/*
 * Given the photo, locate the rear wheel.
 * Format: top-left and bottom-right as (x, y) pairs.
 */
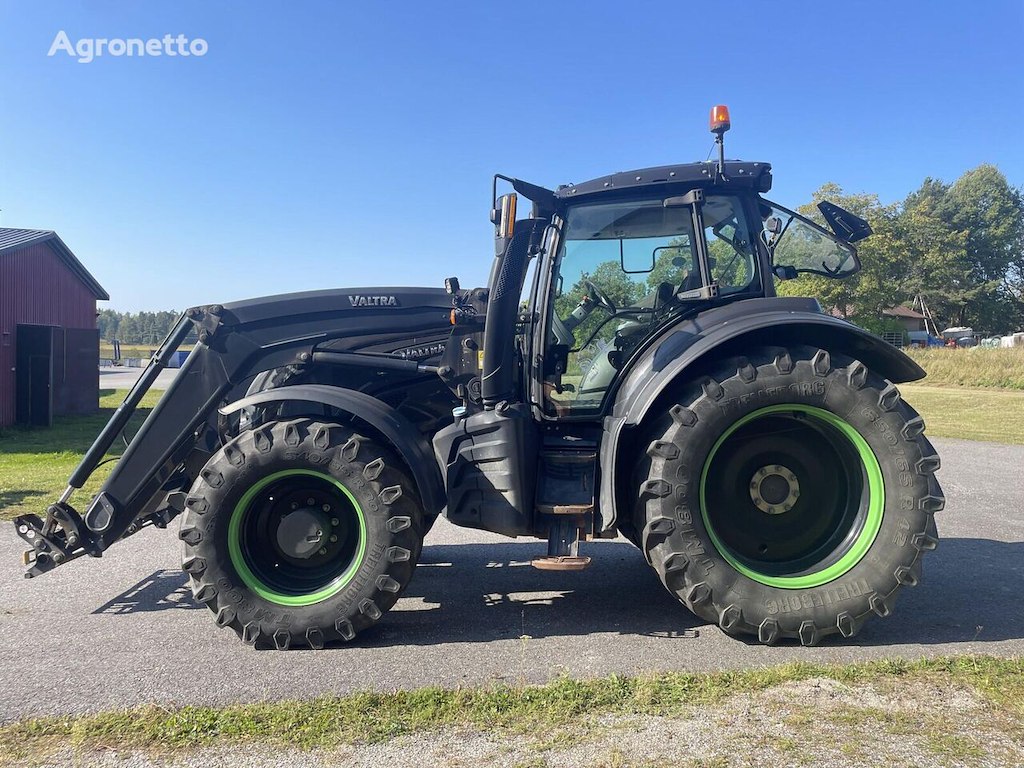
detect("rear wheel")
(180, 418), (423, 649)
(633, 346), (943, 645)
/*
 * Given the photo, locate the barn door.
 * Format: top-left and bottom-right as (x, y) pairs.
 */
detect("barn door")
(16, 325), (54, 427)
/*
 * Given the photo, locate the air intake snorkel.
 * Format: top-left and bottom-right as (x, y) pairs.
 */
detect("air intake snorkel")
(480, 192), (546, 407)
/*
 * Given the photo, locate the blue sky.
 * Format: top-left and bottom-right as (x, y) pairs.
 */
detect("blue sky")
(1, 1), (1022, 311)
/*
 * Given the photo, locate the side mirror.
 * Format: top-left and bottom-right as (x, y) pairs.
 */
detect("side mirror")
(490, 192), (517, 240)
(817, 201), (872, 243)
(764, 216), (783, 235)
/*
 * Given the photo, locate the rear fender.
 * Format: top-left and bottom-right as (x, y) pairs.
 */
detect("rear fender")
(598, 299), (926, 533)
(220, 384), (446, 516)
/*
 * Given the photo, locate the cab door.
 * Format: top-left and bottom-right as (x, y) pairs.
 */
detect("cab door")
(533, 191), (762, 419)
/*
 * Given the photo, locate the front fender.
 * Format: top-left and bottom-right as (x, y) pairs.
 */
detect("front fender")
(221, 384), (446, 517)
(598, 298), (926, 534)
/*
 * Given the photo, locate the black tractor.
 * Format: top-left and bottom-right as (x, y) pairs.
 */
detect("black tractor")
(15, 106), (942, 649)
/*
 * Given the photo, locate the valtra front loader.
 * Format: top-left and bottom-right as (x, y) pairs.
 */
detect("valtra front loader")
(14, 107), (942, 649)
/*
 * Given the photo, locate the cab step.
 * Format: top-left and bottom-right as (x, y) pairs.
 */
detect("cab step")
(531, 451), (596, 571)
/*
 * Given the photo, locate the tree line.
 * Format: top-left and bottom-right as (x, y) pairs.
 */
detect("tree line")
(97, 310), (184, 345)
(779, 164), (1024, 335)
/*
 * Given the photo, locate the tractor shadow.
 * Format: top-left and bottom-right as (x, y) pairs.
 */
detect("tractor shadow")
(362, 539), (702, 646)
(93, 569), (202, 614)
(90, 538), (1024, 649)
(364, 536), (1024, 648)
(94, 539), (701, 640)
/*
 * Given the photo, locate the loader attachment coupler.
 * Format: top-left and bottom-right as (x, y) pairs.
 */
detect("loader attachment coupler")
(13, 312), (197, 578)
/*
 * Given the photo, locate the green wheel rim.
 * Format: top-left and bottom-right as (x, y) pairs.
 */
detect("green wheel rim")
(228, 469), (367, 606)
(699, 404), (884, 589)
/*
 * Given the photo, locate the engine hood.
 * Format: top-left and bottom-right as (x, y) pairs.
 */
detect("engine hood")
(213, 286), (453, 324)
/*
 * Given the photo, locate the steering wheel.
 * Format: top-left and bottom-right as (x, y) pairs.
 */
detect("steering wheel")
(585, 280), (617, 313)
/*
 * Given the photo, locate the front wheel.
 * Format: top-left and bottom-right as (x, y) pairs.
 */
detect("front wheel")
(633, 346), (943, 645)
(179, 418), (424, 649)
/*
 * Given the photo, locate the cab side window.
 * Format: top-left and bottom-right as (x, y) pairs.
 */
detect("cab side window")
(703, 196), (758, 294)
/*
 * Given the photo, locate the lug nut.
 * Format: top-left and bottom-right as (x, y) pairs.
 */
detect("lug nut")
(329, 535), (338, 543)
(330, 518), (339, 526)
(306, 498), (315, 506)
(318, 547), (328, 556)
(322, 504), (331, 513)
(291, 502), (299, 510)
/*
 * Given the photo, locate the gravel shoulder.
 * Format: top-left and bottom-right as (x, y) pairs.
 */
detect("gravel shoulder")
(8, 670), (1023, 768)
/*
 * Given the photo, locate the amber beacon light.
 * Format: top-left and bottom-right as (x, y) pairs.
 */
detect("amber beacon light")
(709, 105), (731, 135)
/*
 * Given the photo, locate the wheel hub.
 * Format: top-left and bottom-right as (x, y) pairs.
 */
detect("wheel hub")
(749, 464), (800, 515)
(275, 506), (330, 559)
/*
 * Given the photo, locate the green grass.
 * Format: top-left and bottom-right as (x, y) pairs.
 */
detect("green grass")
(0, 390), (159, 521)
(901, 384), (1024, 444)
(0, 656), (1019, 758)
(907, 346), (1024, 390)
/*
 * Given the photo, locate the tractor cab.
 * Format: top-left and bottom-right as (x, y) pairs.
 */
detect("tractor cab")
(530, 175), (867, 418)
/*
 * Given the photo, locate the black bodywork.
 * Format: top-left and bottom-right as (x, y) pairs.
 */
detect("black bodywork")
(14, 160), (925, 577)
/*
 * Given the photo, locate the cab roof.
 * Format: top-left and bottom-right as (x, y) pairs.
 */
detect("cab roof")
(506, 161), (774, 219)
(555, 160), (773, 200)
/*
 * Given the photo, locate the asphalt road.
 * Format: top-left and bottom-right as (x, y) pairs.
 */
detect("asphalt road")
(1, 437), (1022, 722)
(99, 365), (180, 391)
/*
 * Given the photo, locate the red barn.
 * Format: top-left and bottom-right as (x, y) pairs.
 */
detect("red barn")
(0, 228), (109, 427)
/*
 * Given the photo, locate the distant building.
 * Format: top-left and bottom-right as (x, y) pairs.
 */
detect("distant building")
(882, 305), (927, 333)
(0, 229), (108, 427)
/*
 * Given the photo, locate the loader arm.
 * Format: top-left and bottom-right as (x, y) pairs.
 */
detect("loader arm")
(14, 287), (454, 578)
